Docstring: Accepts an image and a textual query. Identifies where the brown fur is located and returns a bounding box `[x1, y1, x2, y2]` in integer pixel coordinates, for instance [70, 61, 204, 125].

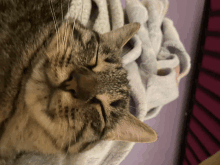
[0, 1, 157, 164]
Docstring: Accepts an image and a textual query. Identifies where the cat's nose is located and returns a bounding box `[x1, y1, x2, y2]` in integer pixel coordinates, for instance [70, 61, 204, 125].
[62, 68, 98, 101]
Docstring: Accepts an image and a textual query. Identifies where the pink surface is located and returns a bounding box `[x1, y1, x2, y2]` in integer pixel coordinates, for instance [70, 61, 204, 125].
[184, 0, 220, 162]
[201, 55, 220, 74]
[211, 0, 220, 11]
[193, 104, 220, 142]
[195, 88, 220, 120]
[183, 160, 188, 165]
[121, 0, 206, 165]
[204, 37, 220, 53]
[185, 147, 199, 165]
[189, 118, 220, 154]
[208, 17, 220, 32]
[187, 133, 208, 161]
[198, 72, 220, 97]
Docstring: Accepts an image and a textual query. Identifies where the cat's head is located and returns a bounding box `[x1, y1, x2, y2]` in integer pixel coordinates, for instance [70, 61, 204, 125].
[25, 18, 157, 154]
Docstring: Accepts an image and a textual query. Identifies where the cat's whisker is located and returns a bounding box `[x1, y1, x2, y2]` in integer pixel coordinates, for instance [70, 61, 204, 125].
[57, 102, 63, 149]
[62, 19, 68, 46]
[74, 116, 76, 143]
[63, 0, 71, 46]
[80, 0, 83, 22]
[129, 105, 137, 109]
[72, 0, 81, 30]
[68, 0, 71, 14]
[64, 118, 71, 157]
[72, 18, 76, 41]
[129, 103, 149, 110]
[49, 0, 59, 51]
[68, 129, 72, 156]
[58, 120, 64, 149]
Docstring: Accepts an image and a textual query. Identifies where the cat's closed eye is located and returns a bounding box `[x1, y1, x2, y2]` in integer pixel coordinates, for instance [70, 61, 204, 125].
[90, 97, 107, 122]
[104, 57, 116, 63]
[110, 99, 125, 108]
[87, 45, 99, 70]
[89, 97, 100, 104]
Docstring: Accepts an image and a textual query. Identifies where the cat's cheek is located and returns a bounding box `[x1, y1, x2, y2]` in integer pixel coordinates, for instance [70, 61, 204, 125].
[60, 92, 76, 105]
[25, 80, 49, 108]
[46, 65, 75, 87]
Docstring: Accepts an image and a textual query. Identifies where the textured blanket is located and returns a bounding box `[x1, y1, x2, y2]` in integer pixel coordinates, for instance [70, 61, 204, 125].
[13, 0, 191, 164]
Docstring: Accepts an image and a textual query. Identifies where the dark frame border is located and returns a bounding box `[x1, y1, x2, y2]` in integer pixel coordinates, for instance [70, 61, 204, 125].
[176, 0, 211, 164]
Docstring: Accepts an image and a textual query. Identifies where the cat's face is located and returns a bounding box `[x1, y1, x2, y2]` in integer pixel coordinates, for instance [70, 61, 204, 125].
[24, 19, 157, 154]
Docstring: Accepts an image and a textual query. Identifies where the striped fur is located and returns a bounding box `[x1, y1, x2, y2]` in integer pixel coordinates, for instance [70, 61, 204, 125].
[0, 0, 157, 164]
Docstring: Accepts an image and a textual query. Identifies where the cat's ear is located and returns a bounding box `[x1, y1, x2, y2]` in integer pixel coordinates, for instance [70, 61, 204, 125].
[101, 22, 140, 49]
[102, 113, 158, 143]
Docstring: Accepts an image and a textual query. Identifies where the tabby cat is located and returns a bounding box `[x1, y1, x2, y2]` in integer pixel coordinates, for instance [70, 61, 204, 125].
[0, 0, 157, 164]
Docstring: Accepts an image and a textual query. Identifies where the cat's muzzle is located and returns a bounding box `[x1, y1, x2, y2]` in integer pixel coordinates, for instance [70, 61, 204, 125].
[60, 67, 98, 101]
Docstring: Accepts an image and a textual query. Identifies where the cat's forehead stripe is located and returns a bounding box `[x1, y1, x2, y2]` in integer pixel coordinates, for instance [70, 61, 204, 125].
[73, 24, 98, 50]
[73, 28, 83, 45]
[102, 46, 112, 54]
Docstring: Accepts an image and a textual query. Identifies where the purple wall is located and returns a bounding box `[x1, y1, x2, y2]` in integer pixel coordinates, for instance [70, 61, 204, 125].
[120, 0, 206, 164]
